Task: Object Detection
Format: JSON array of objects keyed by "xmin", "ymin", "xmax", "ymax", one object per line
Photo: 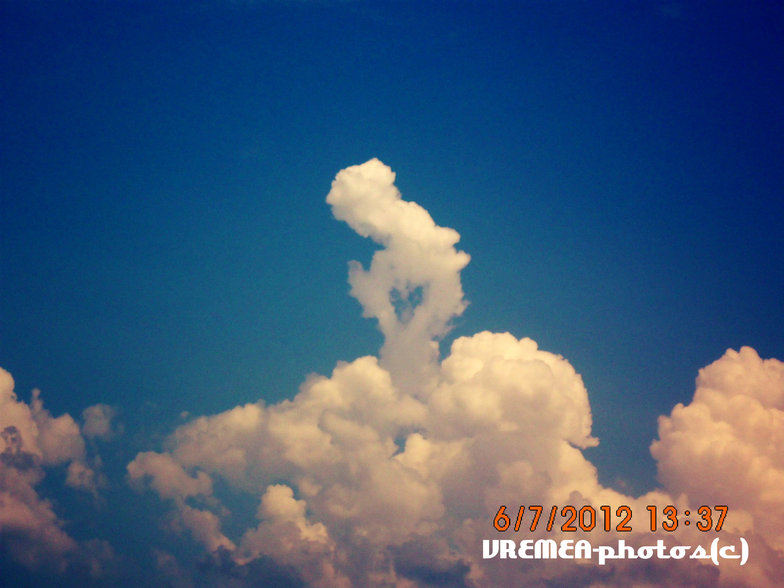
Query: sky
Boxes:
[{"xmin": 1, "ymin": 1, "xmax": 783, "ymax": 586}]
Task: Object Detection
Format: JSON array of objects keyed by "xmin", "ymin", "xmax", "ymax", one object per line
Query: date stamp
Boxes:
[{"xmin": 493, "ymin": 505, "xmax": 729, "ymax": 533}]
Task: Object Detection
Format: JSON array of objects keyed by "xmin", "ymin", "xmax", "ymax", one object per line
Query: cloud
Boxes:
[
  {"xmin": 235, "ymin": 484, "xmax": 341, "ymax": 588},
  {"xmin": 0, "ymin": 443, "xmax": 77, "ymax": 571},
  {"xmin": 122, "ymin": 160, "xmax": 784, "ymax": 587},
  {"xmin": 128, "ymin": 451, "xmax": 214, "ymax": 501},
  {"xmin": 652, "ymin": 348, "xmax": 784, "ymax": 537},
  {"xmin": 82, "ymin": 404, "xmax": 118, "ymax": 440},
  {"xmin": 0, "ymin": 368, "xmax": 114, "ymax": 576},
  {"xmin": 327, "ymin": 158, "xmax": 470, "ymax": 396},
  {"xmin": 127, "ymin": 451, "xmax": 236, "ymax": 553},
  {"xmin": 650, "ymin": 346, "xmax": 784, "ymax": 586},
  {"xmin": 29, "ymin": 388, "xmax": 86, "ymax": 466}
]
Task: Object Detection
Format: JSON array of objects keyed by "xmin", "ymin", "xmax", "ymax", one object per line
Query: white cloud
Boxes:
[
  {"xmin": 65, "ymin": 459, "xmax": 101, "ymax": 494},
  {"xmin": 0, "ymin": 460, "xmax": 77, "ymax": 571},
  {"xmin": 127, "ymin": 450, "xmax": 236, "ymax": 552},
  {"xmin": 652, "ymin": 348, "xmax": 784, "ymax": 530},
  {"xmin": 177, "ymin": 504, "xmax": 236, "ymax": 553},
  {"xmin": 327, "ymin": 158, "xmax": 470, "ymax": 396},
  {"xmin": 116, "ymin": 160, "xmax": 783, "ymax": 587},
  {"xmin": 0, "ymin": 367, "xmax": 112, "ymax": 573},
  {"xmin": 128, "ymin": 451, "xmax": 214, "ymax": 501},
  {"xmin": 235, "ymin": 484, "xmax": 343, "ymax": 588},
  {"xmin": 82, "ymin": 403, "xmax": 118, "ymax": 440},
  {"xmin": 650, "ymin": 346, "xmax": 784, "ymax": 586},
  {"xmin": 30, "ymin": 388, "xmax": 85, "ymax": 466}
]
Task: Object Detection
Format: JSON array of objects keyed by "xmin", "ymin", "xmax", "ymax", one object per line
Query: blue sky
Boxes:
[{"xmin": 2, "ymin": 2, "xmax": 783, "ymax": 586}]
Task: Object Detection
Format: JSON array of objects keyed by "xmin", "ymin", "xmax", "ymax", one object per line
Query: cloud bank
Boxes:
[
  {"xmin": 123, "ymin": 160, "xmax": 784, "ymax": 587},
  {"xmin": 3, "ymin": 160, "xmax": 782, "ymax": 586}
]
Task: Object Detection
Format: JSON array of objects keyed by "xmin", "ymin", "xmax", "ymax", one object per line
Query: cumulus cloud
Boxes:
[
  {"xmin": 82, "ymin": 404, "xmax": 118, "ymax": 440},
  {"xmin": 327, "ymin": 158, "xmax": 470, "ymax": 396},
  {"xmin": 127, "ymin": 451, "xmax": 235, "ymax": 552},
  {"xmin": 650, "ymin": 346, "xmax": 784, "ymax": 585},
  {"xmin": 122, "ymin": 159, "xmax": 783, "ymax": 587},
  {"xmin": 128, "ymin": 451, "xmax": 214, "ymax": 501},
  {"xmin": 29, "ymin": 388, "xmax": 86, "ymax": 466},
  {"xmin": 0, "ymin": 367, "xmax": 113, "ymax": 575},
  {"xmin": 652, "ymin": 347, "xmax": 784, "ymax": 539}
]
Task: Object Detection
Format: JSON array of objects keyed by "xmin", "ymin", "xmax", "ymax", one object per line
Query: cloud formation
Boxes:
[
  {"xmin": 123, "ymin": 160, "xmax": 784, "ymax": 587},
  {"xmin": 0, "ymin": 367, "xmax": 114, "ymax": 576},
  {"xmin": 82, "ymin": 404, "xmax": 118, "ymax": 440},
  {"xmin": 5, "ymin": 160, "xmax": 781, "ymax": 586},
  {"xmin": 327, "ymin": 158, "xmax": 470, "ymax": 396},
  {"xmin": 650, "ymin": 346, "xmax": 784, "ymax": 587},
  {"xmin": 652, "ymin": 347, "xmax": 784, "ymax": 542}
]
